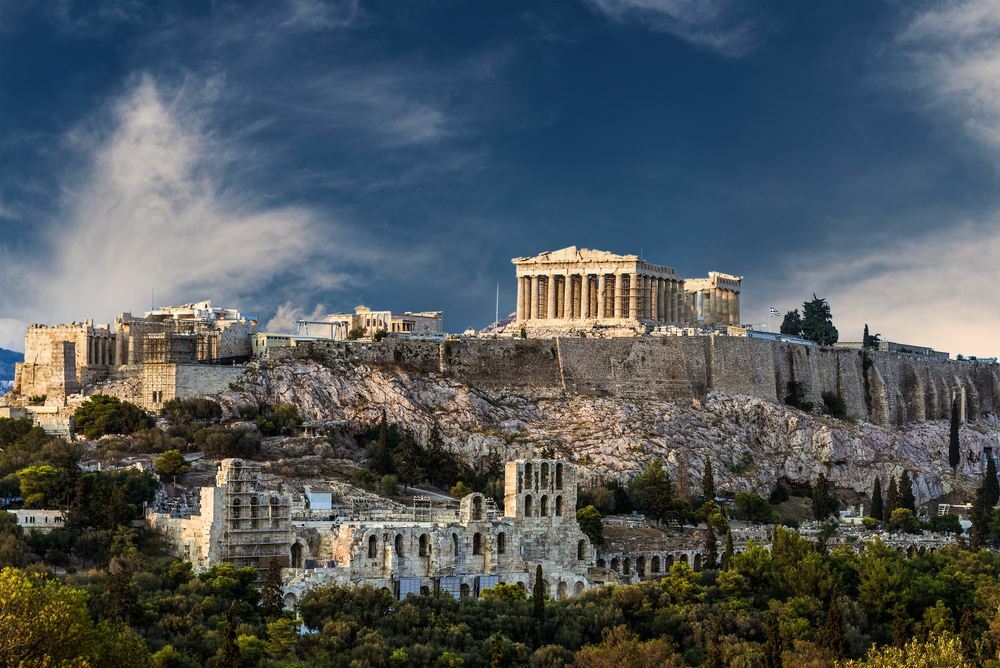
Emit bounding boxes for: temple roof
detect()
[511,246,639,264]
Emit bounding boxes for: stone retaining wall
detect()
[292,337,1000,427]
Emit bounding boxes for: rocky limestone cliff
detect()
[214,357,1000,506]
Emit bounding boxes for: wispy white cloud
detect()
[776,222,1000,358]
[0,75,344,329]
[898,0,1000,149]
[776,0,1000,358]
[584,0,765,57]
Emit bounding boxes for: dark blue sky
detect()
[1,0,997,355]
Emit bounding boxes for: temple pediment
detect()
[512,246,638,265]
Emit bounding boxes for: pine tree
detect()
[801,294,839,346]
[818,592,846,660]
[949,399,961,471]
[261,558,283,621]
[863,324,881,349]
[780,310,803,336]
[722,530,735,569]
[884,476,899,520]
[898,471,916,512]
[701,459,716,505]
[703,525,718,569]
[764,611,782,668]
[392,430,425,491]
[870,477,884,521]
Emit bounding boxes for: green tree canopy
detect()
[154,449,190,479]
[780,309,803,336]
[801,294,839,345]
[73,395,152,440]
[576,505,604,546]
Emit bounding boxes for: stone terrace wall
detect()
[291,337,1000,426]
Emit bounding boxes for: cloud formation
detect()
[585,0,764,57]
[0,76,337,345]
[776,0,1000,358]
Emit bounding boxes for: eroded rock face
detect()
[215,359,999,505]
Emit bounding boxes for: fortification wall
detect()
[291,337,999,427]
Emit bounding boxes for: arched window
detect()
[693,554,701,571]
[395,534,404,557]
[472,496,483,521]
[636,556,645,577]
[419,534,429,557]
[623,558,631,576]
[597,559,606,569]
[452,533,459,556]
[460,583,471,599]
[557,582,567,599]
[540,495,549,517]
[524,495,533,517]
[497,532,506,554]
[540,463,549,488]
[291,542,303,568]
[555,463,563,490]
[368,535,377,558]
[231,498,242,519]
[524,462,533,488]
[577,539,586,560]
[517,471,523,493]
[270,496,282,528]
[555,496,563,517]
[651,555,661,573]
[250,497,259,527]
[473,533,482,555]
[610,557,620,572]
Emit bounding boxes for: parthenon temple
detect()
[513,247,741,331]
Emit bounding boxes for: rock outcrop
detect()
[216,357,1000,505]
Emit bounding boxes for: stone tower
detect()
[504,459,577,525]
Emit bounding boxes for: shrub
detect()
[255,404,302,437]
[822,391,847,419]
[733,492,774,524]
[74,395,152,440]
[861,516,881,530]
[784,381,814,412]
[161,398,222,424]
[154,450,191,479]
[195,426,261,458]
[380,475,399,496]
[927,513,962,535]
[576,505,604,546]
[450,481,474,498]
[889,508,921,534]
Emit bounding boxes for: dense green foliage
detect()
[801,294,839,346]
[783,380,814,412]
[161,397,222,423]
[821,391,847,419]
[576,505,604,546]
[862,324,881,350]
[779,309,802,336]
[73,395,153,439]
[255,403,303,436]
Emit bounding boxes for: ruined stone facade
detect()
[116,300,257,365]
[512,246,741,333]
[295,305,443,341]
[151,458,597,606]
[13,321,115,402]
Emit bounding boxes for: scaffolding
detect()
[219,460,294,570]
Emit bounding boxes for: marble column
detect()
[547,274,557,320]
[597,274,607,320]
[530,276,539,320]
[650,278,658,322]
[581,273,590,319]
[628,274,639,321]
[562,272,572,319]
[516,276,525,321]
[732,292,740,324]
[613,274,623,319]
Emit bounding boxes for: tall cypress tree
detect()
[949,399,961,471]
[701,459,716,505]
[722,530,735,570]
[818,591,846,660]
[884,476,899,520]
[812,473,835,520]
[261,558,284,621]
[986,452,1000,508]
[533,564,545,622]
[373,411,394,475]
[764,611,782,668]
[870,477,884,521]
[898,471,916,512]
[703,525,718,569]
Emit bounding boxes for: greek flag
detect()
[768,307,781,317]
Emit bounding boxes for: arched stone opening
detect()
[419,534,429,557]
[597,558,606,568]
[574,581,585,596]
[577,539,586,560]
[610,557,620,572]
[524,462,533,488]
[693,554,701,571]
[651,555,660,573]
[283,592,297,609]
[556,463,564,490]
[623,558,631,576]
[473,532,482,555]
[541,463,550,488]
[497,532,506,554]
[290,542,303,568]
[555,496,563,517]
[540,495,549,517]
[460,583,471,599]
[524,495,533,518]
[636,556,645,577]
[368,535,378,558]
[557,581,568,599]
[453,533,460,556]
[472,496,483,521]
